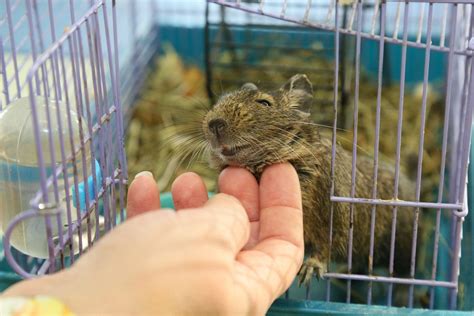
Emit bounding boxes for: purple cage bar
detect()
[208,0,473,311]
[1,0,125,277]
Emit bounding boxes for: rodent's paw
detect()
[297,256,328,287]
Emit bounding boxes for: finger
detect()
[203,193,250,254]
[126,171,161,219]
[171,172,208,210]
[238,163,303,297]
[218,167,259,221]
[259,163,303,247]
[218,167,259,248]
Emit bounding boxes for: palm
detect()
[182,165,303,313]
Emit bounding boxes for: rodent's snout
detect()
[207,118,227,138]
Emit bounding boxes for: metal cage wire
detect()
[207,0,473,310]
[0,0,126,277]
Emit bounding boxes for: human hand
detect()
[3,163,303,315]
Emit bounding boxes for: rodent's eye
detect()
[256,99,271,107]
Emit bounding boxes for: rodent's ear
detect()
[281,74,313,112]
[282,74,313,95]
[241,82,258,91]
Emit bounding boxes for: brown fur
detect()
[202,74,419,285]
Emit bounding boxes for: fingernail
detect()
[135,171,154,179]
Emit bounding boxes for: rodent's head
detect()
[203,74,318,172]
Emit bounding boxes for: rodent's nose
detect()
[208,118,227,136]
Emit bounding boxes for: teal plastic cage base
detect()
[267,299,473,315]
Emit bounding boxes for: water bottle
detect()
[0,96,100,259]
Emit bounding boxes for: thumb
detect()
[127,171,161,219]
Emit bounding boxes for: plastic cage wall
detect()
[206,0,473,312]
[0,0,126,278]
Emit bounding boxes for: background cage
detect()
[0,0,127,277]
[0,0,473,315]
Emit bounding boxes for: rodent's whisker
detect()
[186,140,209,169]
[157,155,181,190]
[159,134,203,152]
[269,125,319,165]
[290,120,375,159]
[163,134,205,157]
[173,141,208,172]
[159,123,206,149]
[294,120,348,132]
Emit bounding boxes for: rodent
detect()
[202,74,420,288]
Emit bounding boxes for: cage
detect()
[203,0,474,313]
[0,0,473,315]
[0,0,128,278]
